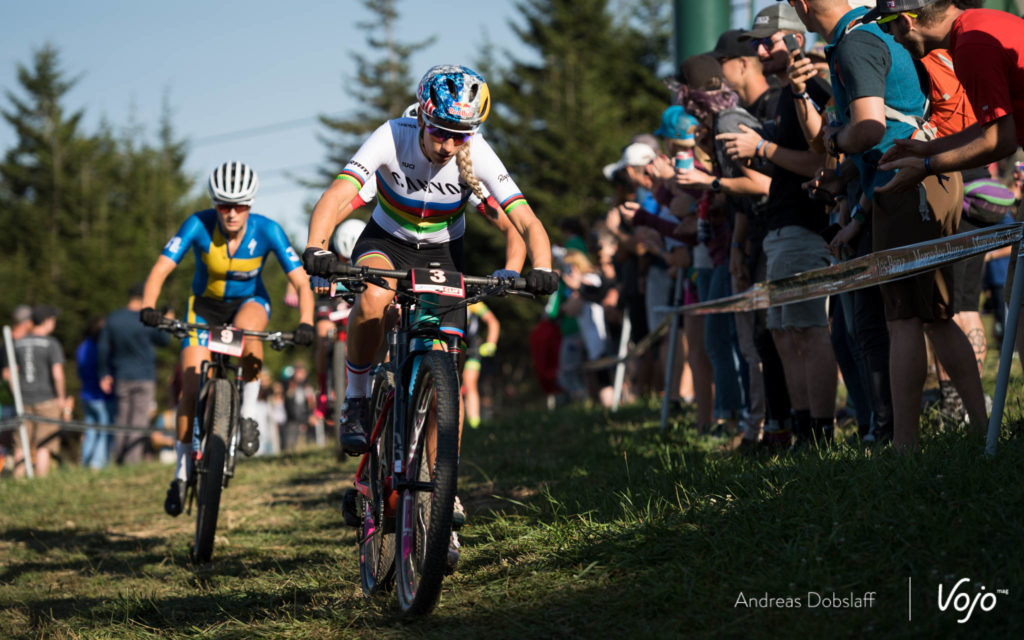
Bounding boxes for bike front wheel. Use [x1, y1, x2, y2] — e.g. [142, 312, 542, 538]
[193, 378, 234, 564]
[395, 352, 460, 615]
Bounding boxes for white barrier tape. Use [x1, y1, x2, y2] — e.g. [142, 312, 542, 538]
[657, 223, 1024, 316]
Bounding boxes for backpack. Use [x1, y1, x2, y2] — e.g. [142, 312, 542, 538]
[962, 179, 1017, 227]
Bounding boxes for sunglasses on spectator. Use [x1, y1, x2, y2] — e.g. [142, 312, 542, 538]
[215, 202, 251, 213]
[876, 12, 916, 34]
[425, 124, 473, 145]
[752, 36, 785, 50]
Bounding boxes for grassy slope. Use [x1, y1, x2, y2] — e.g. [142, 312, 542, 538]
[2, 391, 1023, 638]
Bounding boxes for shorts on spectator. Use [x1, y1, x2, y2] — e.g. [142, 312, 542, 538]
[951, 218, 984, 313]
[872, 172, 962, 322]
[763, 225, 832, 330]
[14, 398, 63, 455]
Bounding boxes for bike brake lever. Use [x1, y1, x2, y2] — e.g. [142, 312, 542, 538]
[508, 290, 536, 300]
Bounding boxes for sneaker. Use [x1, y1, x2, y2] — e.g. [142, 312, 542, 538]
[339, 396, 370, 456]
[452, 495, 466, 530]
[164, 479, 187, 517]
[238, 417, 260, 457]
[446, 531, 461, 572]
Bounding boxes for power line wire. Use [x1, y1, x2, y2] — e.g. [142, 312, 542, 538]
[191, 113, 342, 147]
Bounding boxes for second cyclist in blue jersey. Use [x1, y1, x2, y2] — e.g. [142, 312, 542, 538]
[141, 162, 315, 516]
[302, 65, 559, 455]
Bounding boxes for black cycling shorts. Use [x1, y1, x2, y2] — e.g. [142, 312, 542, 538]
[350, 219, 468, 343]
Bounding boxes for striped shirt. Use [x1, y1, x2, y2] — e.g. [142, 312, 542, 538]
[338, 117, 527, 245]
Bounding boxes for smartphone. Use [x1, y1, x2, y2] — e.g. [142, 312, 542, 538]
[783, 34, 804, 58]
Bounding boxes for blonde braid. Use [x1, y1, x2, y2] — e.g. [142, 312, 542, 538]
[457, 144, 486, 202]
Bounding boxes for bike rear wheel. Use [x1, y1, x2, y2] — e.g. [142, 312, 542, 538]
[359, 368, 396, 595]
[395, 352, 460, 615]
[193, 378, 234, 564]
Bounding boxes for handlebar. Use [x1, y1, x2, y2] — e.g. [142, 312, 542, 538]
[154, 319, 296, 350]
[326, 262, 531, 294]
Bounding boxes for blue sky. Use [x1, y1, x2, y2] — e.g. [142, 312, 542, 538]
[1, 1, 771, 239]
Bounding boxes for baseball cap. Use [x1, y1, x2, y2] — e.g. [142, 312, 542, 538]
[602, 143, 657, 180]
[12, 304, 32, 324]
[710, 29, 756, 60]
[31, 305, 60, 324]
[741, 3, 805, 40]
[678, 54, 726, 91]
[864, 0, 937, 23]
[654, 105, 697, 141]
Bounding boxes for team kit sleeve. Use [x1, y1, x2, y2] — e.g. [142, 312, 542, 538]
[160, 214, 203, 264]
[265, 219, 304, 274]
[470, 136, 528, 217]
[337, 121, 395, 192]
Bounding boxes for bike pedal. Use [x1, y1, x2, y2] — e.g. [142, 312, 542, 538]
[341, 489, 362, 527]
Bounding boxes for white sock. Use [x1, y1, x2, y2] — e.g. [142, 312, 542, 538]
[240, 379, 261, 420]
[174, 441, 191, 482]
[345, 360, 372, 398]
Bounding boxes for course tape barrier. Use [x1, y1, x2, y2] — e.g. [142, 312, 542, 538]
[0, 415, 162, 435]
[671, 223, 1024, 316]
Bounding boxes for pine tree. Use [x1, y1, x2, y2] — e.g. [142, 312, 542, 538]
[317, 0, 434, 183]
[480, 0, 669, 240]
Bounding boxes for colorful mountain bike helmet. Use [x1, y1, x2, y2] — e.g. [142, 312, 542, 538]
[208, 161, 259, 205]
[331, 218, 366, 259]
[416, 65, 491, 132]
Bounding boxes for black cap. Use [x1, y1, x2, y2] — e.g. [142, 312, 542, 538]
[678, 54, 725, 91]
[31, 305, 60, 324]
[710, 29, 757, 60]
[864, 0, 938, 24]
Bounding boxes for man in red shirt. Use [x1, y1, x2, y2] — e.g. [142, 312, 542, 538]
[872, 1, 1024, 189]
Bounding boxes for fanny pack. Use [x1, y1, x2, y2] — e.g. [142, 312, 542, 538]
[962, 179, 1016, 227]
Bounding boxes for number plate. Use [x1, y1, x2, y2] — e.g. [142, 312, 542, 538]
[410, 268, 465, 298]
[208, 326, 244, 357]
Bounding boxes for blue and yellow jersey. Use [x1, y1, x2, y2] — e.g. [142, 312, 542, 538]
[162, 209, 303, 301]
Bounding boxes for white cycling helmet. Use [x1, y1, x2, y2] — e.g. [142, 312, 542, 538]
[401, 103, 418, 119]
[331, 218, 366, 259]
[208, 161, 259, 205]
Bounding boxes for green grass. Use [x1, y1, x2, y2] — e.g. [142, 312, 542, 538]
[3, 390, 1024, 638]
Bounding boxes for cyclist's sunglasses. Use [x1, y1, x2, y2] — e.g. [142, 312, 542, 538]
[214, 202, 251, 213]
[876, 12, 916, 34]
[425, 124, 473, 145]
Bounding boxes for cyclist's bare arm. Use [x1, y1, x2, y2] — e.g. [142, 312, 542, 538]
[483, 309, 500, 346]
[505, 203, 553, 270]
[306, 178, 360, 251]
[287, 266, 316, 326]
[484, 205, 527, 273]
[142, 255, 178, 309]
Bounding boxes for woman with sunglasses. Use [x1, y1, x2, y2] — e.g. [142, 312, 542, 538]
[140, 161, 316, 516]
[303, 65, 558, 457]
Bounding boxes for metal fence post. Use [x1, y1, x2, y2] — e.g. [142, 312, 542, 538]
[3, 325, 34, 478]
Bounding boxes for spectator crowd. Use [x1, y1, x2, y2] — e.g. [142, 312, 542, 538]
[536, 0, 1024, 453]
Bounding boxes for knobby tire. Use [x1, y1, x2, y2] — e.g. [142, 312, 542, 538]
[395, 352, 460, 616]
[193, 378, 234, 564]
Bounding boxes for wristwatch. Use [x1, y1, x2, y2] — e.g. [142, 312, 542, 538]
[710, 177, 722, 193]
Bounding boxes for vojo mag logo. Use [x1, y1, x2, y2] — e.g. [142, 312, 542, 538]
[937, 578, 1008, 623]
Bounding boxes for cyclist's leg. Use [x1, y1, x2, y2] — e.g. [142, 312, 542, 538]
[233, 300, 271, 454]
[463, 358, 481, 429]
[167, 343, 210, 515]
[315, 315, 334, 415]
